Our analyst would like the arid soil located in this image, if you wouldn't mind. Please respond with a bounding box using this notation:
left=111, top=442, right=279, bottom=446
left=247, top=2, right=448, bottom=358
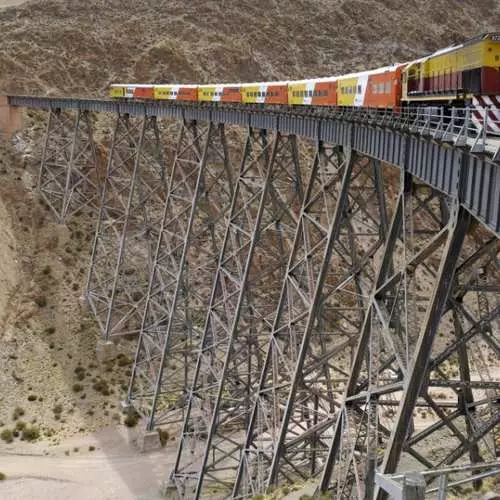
left=0, top=0, right=499, bottom=97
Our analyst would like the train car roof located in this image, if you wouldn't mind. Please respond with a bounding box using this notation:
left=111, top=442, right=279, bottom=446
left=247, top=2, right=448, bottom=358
left=239, top=81, right=290, bottom=86
left=336, top=63, right=405, bottom=80
left=154, top=83, right=198, bottom=88
left=288, top=76, right=339, bottom=84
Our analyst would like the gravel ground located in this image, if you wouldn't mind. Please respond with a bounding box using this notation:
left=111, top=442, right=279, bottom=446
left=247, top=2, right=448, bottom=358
left=0, top=425, right=177, bottom=499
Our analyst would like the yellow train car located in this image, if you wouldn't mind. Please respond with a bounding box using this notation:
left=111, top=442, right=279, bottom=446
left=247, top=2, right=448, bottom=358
left=288, top=78, right=337, bottom=106
left=154, top=85, right=198, bottom=101
left=198, top=84, right=241, bottom=103
left=109, top=84, right=136, bottom=99
left=241, top=82, right=288, bottom=104
left=403, top=32, right=500, bottom=101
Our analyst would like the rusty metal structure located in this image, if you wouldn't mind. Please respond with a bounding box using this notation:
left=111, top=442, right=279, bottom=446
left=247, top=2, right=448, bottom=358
left=4, top=95, right=499, bottom=499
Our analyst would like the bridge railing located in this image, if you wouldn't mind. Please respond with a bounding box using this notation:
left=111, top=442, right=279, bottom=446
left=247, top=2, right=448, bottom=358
left=375, top=461, right=500, bottom=499
left=329, top=105, right=499, bottom=156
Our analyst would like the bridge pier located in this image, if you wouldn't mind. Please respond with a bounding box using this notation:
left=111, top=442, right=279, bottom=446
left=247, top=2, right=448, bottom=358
left=38, top=108, right=101, bottom=223
left=0, top=96, right=22, bottom=139
left=85, top=113, right=167, bottom=340
left=127, top=119, right=236, bottom=430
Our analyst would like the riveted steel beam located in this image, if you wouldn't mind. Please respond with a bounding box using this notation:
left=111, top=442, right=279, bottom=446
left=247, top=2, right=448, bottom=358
left=127, top=120, right=235, bottom=430
left=169, top=130, right=304, bottom=499
left=38, top=108, right=101, bottom=223
left=85, top=114, right=167, bottom=340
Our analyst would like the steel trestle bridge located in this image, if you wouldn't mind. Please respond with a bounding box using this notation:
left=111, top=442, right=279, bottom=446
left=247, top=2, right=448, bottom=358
left=3, top=95, right=500, bottom=499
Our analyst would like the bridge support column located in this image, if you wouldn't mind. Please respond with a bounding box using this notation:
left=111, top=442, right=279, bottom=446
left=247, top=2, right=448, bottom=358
left=37, top=108, right=101, bottom=223
left=85, top=113, right=167, bottom=340
left=0, top=96, right=22, bottom=139
left=127, top=119, right=236, bottom=431
left=170, top=129, right=304, bottom=499
left=234, top=145, right=393, bottom=497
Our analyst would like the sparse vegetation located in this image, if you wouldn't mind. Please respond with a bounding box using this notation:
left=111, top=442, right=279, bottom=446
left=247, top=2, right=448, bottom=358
left=72, top=383, right=84, bottom=393
left=15, top=421, right=26, bottom=431
left=123, top=410, right=140, bottom=428
left=12, top=407, right=25, bottom=420
left=21, top=425, right=40, bottom=442
left=158, top=428, right=169, bottom=446
left=92, top=379, right=110, bottom=396
left=0, top=429, right=13, bottom=443
left=0, top=472, right=6, bottom=481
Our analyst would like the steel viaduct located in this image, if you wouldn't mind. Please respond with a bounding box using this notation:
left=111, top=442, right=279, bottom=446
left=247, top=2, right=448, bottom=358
left=1, top=94, right=499, bottom=499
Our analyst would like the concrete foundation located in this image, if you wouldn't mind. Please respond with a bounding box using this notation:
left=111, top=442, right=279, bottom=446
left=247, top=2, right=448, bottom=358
left=136, top=427, right=162, bottom=453
left=96, top=339, right=116, bottom=363
left=0, top=96, right=22, bottom=139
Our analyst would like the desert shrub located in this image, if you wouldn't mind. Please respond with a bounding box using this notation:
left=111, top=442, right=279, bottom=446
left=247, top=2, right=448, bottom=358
left=53, top=404, right=63, bottom=414
left=117, top=354, right=132, bottom=367
left=123, top=412, right=140, bottom=428
left=73, top=447, right=79, bottom=452
left=34, top=295, right=47, bottom=307
left=92, top=380, right=110, bottom=396
left=44, top=326, right=56, bottom=335
left=0, top=429, right=13, bottom=443
left=27, top=394, right=37, bottom=402
left=0, top=472, right=6, bottom=480
left=22, top=426, right=39, bottom=442
left=15, top=421, right=26, bottom=431
left=158, top=428, right=169, bottom=446
left=89, top=445, right=95, bottom=452
left=12, top=407, right=25, bottom=420
left=42, top=265, right=52, bottom=275
left=72, top=383, right=83, bottom=393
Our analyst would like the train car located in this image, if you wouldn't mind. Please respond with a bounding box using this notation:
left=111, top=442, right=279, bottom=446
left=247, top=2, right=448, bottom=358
left=133, top=85, right=154, bottom=99
left=337, top=64, right=404, bottom=109
left=241, top=82, right=288, bottom=104
left=153, top=84, right=198, bottom=101
left=198, top=84, right=242, bottom=103
left=109, top=84, right=137, bottom=99
left=288, top=78, right=337, bottom=106
left=403, top=32, right=500, bottom=101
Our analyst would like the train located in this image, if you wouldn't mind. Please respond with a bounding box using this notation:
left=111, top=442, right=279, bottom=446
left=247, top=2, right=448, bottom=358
left=110, top=32, right=500, bottom=132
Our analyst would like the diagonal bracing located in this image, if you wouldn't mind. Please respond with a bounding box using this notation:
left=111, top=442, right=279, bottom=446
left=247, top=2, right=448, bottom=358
left=169, top=130, right=304, bottom=499
left=85, top=114, right=167, bottom=339
left=38, top=108, right=101, bottom=223
left=234, top=145, right=392, bottom=497
left=318, top=164, right=499, bottom=499
left=128, top=120, right=235, bottom=429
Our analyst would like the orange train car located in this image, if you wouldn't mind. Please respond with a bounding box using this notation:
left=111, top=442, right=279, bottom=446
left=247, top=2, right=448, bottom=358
left=241, top=82, right=288, bottom=104
left=288, top=78, right=337, bottom=106
left=363, top=65, right=404, bottom=108
left=133, top=85, right=155, bottom=99
left=198, top=85, right=241, bottom=103
left=154, top=84, right=198, bottom=101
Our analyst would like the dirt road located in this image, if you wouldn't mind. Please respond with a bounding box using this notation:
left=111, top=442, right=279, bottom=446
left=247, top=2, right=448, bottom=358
left=0, top=426, right=177, bottom=499
left=0, top=1, right=26, bottom=7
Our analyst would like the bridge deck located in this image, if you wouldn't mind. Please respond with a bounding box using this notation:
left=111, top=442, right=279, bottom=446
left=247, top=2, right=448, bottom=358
left=6, top=95, right=500, bottom=236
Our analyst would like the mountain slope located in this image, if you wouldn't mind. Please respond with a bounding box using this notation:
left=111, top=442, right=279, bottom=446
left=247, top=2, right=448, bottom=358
left=0, top=0, right=499, bottom=97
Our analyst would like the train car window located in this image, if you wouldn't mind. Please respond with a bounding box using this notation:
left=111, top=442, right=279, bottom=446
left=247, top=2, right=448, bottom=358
left=385, top=82, right=391, bottom=93
left=357, top=85, right=361, bottom=93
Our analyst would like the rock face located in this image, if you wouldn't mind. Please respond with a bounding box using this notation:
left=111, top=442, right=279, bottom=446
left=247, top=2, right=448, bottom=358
left=0, top=0, right=499, bottom=96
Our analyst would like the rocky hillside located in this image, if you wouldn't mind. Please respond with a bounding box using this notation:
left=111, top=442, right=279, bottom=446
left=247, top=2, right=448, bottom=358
left=0, top=0, right=499, bottom=97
